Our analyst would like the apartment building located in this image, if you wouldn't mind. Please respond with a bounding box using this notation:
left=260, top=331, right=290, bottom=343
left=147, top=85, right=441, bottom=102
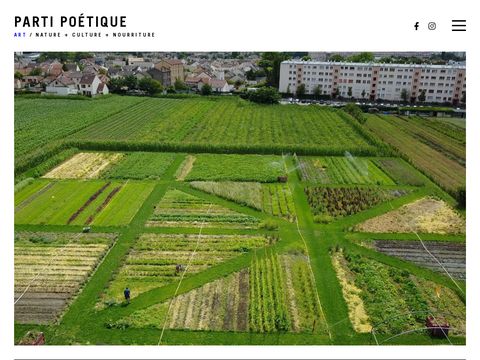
left=279, top=60, right=466, bottom=104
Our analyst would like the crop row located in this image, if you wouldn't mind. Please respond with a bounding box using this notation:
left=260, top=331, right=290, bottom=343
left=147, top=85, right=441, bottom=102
left=15, top=180, right=154, bottom=226
left=189, top=181, right=296, bottom=221
left=296, top=156, right=394, bottom=185
left=262, top=184, right=296, bottom=221
left=335, top=249, right=465, bottom=336
left=44, top=152, right=123, bottom=180
left=101, top=233, right=271, bottom=305
left=15, top=96, right=145, bottom=163
left=184, top=154, right=286, bottom=183
left=249, top=251, right=291, bottom=332
left=14, top=231, right=116, bottom=324
left=373, top=158, right=425, bottom=186
left=112, top=252, right=326, bottom=334
left=147, top=189, right=259, bottom=228
left=104, top=152, right=177, bottom=179
left=114, top=269, right=250, bottom=332
left=392, top=116, right=465, bottom=165
left=305, top=187, right=408, bottom=223
left=372, top=240, right=465, bottom=279
left=365, top=114, right=465, bottom=193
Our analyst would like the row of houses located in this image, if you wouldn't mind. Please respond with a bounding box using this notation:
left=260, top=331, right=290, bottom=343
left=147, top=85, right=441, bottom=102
left=14, top=59, right=110, bottom=96
left=14, top=53, right=264, bottom=96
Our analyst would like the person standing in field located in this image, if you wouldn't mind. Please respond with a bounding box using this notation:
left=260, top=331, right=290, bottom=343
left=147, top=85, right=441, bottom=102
left=124, top=287, right=131, bottom=304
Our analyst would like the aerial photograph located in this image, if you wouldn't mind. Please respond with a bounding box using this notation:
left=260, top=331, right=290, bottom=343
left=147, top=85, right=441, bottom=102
left=13, top=51, right=466, bottom=345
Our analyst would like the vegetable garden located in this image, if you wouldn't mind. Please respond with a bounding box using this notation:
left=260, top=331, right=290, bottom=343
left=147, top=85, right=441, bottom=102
left=101, top=233, right=272, bottom=304
left=13, top=95, right=466, bottom=345
left=14, top=231, right=117, bottom=324
left=146, top=189, right=260, bottom=228
left=15, top=180, right=154, bottom=226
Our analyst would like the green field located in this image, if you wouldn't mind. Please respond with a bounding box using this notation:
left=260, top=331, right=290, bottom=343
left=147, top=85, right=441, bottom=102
left=296, top=156, right=394, bottom=185
left=365, top=114, right=465, bottom=193
left=14, top=95, right=466, bottom=346
left=101, top=232, right=272, bottom=304
left=15, top=180, right=154, bottom=226
left=15, top=96, right=145, bottom=163
left=70, top=97, right=376, bottom=152
left=190, top=181, right=296, bottom=221
left=184, top=154, right=286, bottom=182
left=104, top=152, right=177, bottom=179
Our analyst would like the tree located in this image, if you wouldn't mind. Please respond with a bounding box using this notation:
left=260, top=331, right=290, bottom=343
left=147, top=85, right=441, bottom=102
left=201, top=83, right=212, bottom=95
left=332, top=87, right=339, bottom=99
left=296, top=83, right=306, bottom=98
left=243, top=86, right=280, bottom=104
left=259, top=52, right=291, bottom=88
left=313, top=85, right=321, bottom=99
left=123, top=75, right=138, bottom=90
left=108, top=77, right=126, bottom=93
left=301, top=55, right=312, bottom=61
left=246, top=69, right=256, bottom=81
left=400, top=89, right=409, bottom=103
left=174, top=78, right=188, bottom=91
left=14, top=71, right=24, bottom=79
left=234, top=79, right=243, bottom=89
left=347, top=52, right=374, bottom=63
left=286, top=84, right=292, bottom=96
left=361, top=89, right=366, bottom=99
left=138, top=77, right=163, bottom=95
left=329, top=54, right=345, bottom=62
left=347, top=87, right=353, bottom=98
left=98, top=68, right=107, bottom=76
left=418, top=89, right=426, bottom=103
left=29, top=67, right=42, bottom=76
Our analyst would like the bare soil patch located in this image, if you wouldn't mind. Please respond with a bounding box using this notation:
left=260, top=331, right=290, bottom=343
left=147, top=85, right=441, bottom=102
left=43, top=152, right=123, bottom=179
left=355, top=197, right=465, bottom=234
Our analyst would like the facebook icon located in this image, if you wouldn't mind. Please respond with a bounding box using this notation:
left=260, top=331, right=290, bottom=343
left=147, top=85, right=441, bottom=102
left=414, top=22, right=420, bottom=30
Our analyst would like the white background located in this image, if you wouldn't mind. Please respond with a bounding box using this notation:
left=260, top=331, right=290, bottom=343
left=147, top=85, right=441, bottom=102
left=0, top=0, right=477, bottom=359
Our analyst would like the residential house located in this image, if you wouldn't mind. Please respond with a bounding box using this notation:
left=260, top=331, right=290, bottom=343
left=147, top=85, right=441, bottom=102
left=155, top=59, right=184, bottom=84
left=21, top=75, right=44, bottom=92
left=45, top=74, right=78, bottom=95
left=39, top=61, right=63, bottom=77
left=198, top=78, right=232, bottom=93
left=78, top=74, right=109, bottom=96
left=148, top=67, right=171, bottom=86
left=64, top=63, right=80, bottom=72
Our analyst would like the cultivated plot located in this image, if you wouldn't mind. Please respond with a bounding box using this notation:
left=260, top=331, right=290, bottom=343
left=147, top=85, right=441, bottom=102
left=68, top=97, right=377, bottom=154
left=355, top=197, right=465, bottom=234
left=43, top=152, right=123, bottom=179
left=305, top=187, right=409, bottom=223
left=104, top=152, right=177, bottom=180
left=15, top=180, right=154, bottom=226
left=146, top=189, right=260, bottom=228
left=332, top=250, right=465, bottom=337
left=14, top=231, right=117, bottom=324
left=14, top=96, right=144, bottom=162
left=184, top=154, right=286, bottom=182
left=296, top=156, right=394, bottom=185
left=365, top=114, right=465, bottom=193
left=370, top=240, right=465, bottom=280
left=113, top=251, right=328, bottom=334
left=372, top=158, right=425, bottom=186
left=190, top=181, right=296, bottom=221
left=100, top=233, right=273, bottom=304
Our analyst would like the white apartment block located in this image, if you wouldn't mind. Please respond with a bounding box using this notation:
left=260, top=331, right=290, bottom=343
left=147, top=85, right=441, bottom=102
left=279, top=60, right=466, bottom=104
